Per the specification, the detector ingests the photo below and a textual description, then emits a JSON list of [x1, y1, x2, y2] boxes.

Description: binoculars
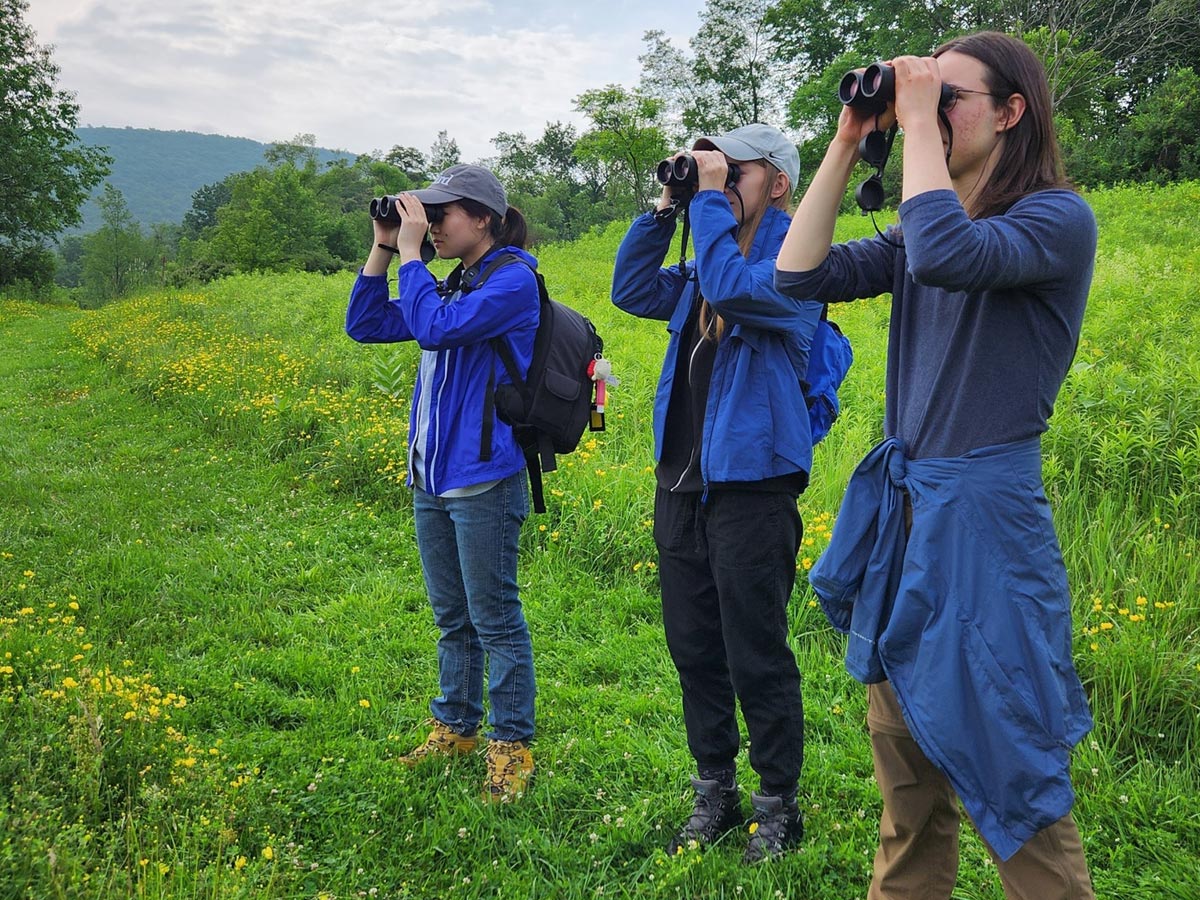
[[368, 196, 446, 225], [838, 63, 955, 113], [656, 154, 742, 194]]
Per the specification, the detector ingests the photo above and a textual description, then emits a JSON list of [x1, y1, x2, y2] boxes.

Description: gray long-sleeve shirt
[[776, 189, 1097, 460]]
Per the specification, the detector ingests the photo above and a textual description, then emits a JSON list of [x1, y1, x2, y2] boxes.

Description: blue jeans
[[412, 471, 535, 742]]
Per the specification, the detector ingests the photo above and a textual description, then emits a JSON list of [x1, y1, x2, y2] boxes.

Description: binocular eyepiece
[[838, 63, 955, 113], [655, 154, 742, 194], [368, 196, 446, 225]]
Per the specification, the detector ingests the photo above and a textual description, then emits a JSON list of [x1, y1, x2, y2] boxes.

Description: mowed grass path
[[4, 182, 1200, 898]]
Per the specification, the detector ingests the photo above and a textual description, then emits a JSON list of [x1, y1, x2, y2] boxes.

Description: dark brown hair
[[934, 31, 1073, 219], [457, 198, 529, 249]]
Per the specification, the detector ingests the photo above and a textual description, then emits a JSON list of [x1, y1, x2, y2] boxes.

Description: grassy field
[[2, 181, 1199, 899]]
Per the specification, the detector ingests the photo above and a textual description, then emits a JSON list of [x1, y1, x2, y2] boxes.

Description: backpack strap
[[456, 251, 551, 513], [452, 251, 525, 461], [526, 430, 552, 515], [485, 256, 543, 407]]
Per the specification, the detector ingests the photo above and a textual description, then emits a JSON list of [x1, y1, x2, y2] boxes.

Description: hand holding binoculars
[[655, 154, 742, 199], [838, 62, 956, 114]]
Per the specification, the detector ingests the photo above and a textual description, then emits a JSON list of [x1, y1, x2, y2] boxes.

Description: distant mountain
[[70, 127, 357, 234]]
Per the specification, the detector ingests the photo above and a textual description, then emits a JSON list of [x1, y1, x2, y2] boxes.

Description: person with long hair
[[775, 32, 1096, 897], [612, 124, 823, 863], [346, 164, 539, 804]]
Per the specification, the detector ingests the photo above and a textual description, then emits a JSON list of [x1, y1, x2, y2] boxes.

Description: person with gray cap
[[346, 164, 540, 805], [611, 123, 821, 863]]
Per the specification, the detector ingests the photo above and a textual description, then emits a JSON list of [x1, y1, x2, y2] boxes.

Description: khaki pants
[[866, 681, 1095, 900]]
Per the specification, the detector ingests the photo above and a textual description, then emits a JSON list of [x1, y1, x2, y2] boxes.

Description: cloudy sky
[[27, 0, 707, 161]]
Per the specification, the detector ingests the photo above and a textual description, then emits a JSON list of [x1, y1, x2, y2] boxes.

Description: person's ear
[[769, 170, 790, 201], [997, 92, 1027, 132]]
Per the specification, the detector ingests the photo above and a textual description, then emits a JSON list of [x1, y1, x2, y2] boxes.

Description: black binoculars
[[656, 154, 742, 194], [838, 63, 955, 113], [368, 196, 446, 225]]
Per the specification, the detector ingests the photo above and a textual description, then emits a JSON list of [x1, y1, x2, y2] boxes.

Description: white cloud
[[28, 0, 703, 160]]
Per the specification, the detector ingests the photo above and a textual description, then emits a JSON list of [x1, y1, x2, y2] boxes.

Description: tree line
[[3, 0, 1198, 303]]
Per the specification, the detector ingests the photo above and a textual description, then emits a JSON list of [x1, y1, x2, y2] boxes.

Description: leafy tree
[[690, 0, 787, 130], [771, 0, 1200, 189], [205, 166, 331, 273], [0, 0, 110, 288], [574, 86, 671, 213], [766, 0, 1004, 81], [429, 130, 462, 173], [1006, 0, 1198, 110], [174, 152, 419, 282], [80, 185, 153, 305], [490, 122, 617, 243], [54, 233, 86, 289], [264, 133, 319, 169], [181, 180, 234, 239], [384, 145, 429, 182], [637, 30, 697, 144], [1122, 67, 1200, 182], [639, 0, 793, 138]]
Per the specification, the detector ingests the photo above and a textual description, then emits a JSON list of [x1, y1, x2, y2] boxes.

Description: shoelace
[[486, 743, 528, 788], [684, 789, 733, 831], [748, 810, 793, 846]]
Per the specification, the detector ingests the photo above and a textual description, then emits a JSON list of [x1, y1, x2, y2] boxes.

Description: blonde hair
[[700, 160, 789, 341]]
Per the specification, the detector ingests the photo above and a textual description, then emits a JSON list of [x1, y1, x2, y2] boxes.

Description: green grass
[[2, 182, 1200, 898]]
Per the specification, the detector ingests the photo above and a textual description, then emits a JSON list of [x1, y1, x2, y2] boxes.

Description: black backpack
[[455, 252, 604, 513]]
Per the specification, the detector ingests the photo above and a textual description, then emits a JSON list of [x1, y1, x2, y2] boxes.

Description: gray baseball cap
[[411, 164, 508, 218], [693, 123, 800, 194]]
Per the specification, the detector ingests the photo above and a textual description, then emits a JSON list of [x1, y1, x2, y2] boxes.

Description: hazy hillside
[[72, 127, 357, 234]]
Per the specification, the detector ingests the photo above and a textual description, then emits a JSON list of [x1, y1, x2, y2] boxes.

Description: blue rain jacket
[[810, 436, 1093, 860], [611, 193, 822, 485], [345, 246, 539, 495]]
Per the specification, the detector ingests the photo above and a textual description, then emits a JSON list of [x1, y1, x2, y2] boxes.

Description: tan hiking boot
[[399, 720, 478, 767], [482, 739, 534, 803]]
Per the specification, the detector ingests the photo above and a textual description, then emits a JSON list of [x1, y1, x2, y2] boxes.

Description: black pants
[[654, 487, 805, 795]]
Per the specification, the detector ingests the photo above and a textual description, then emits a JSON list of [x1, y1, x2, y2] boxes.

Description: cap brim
[[408, 186, 462, 206], [692, 135, 760, 162]]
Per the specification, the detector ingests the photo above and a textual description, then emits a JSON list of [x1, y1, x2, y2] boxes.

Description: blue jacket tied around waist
[[810, 436, 1093, 860]]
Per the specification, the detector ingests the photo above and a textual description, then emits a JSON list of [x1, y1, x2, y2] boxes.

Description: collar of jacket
[[747, 203, 792, 263]]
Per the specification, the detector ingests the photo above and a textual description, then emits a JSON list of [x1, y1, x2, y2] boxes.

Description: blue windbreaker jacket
[[611, 193, 823, 484], [810, 436, 1093, 860], [345, 246, 539, 495]]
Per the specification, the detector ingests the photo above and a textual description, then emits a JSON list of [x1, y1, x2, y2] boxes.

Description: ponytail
[[457, 199, 529, 249], [493, 205, 528, 249]]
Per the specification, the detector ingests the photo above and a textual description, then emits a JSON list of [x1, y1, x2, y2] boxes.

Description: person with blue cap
[[611, 123, 823, 863]]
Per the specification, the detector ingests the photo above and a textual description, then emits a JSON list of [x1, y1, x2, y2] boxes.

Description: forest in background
[[3, 0, 1199, 304], [67, 128, 356, 235]]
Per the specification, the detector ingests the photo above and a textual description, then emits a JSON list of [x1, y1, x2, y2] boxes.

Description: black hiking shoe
[[742, 792, 804, 863], [666, 776, 744, 855]]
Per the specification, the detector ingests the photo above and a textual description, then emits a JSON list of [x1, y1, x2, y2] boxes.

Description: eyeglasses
[[943, 86, 1008, 112]]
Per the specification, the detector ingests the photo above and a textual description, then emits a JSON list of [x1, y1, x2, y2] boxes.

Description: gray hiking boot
[[666, 776, 744, 855], [743, 791, 804, 863]]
